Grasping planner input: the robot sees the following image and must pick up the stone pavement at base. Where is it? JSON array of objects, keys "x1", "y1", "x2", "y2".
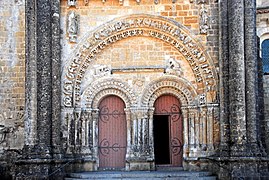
[{"x1": 66, "y1": 171, "x2": 217, "y2": 180}]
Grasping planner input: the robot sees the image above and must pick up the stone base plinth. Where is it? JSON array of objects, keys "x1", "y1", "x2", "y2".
[
  {"x1": 15, "y1": 159, "x2": 65, "y2": 180},
  {"x1": 206, "y1": 157, "x2": 269, "y2": 180},
  {"x1": 64, "y1": 158, "x2": 97, "y2": 172},
  {"x1": 126, "y1": 160, "x2": 155, "y2": 171}
]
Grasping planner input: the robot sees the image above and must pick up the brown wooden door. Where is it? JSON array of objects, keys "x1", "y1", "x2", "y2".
[
  {"x1": 98, "y1": 95, "x2": 127, "y2": 170},
  {"x1": 154, "y1": 95, "x2": 183, "y2": 166}
]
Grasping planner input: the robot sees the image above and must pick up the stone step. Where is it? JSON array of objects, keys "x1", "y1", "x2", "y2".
[{"x1": 66, "y1": 171, "x2": 217, "y2": 180}]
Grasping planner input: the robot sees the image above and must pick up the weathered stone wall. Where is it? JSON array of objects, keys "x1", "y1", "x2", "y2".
[
  {"x1": 0, "y1": 0, "x2": 25, "y2": 178},
  {"x1": 0, "y1": 0, "x2": 25, "y2": 151}
]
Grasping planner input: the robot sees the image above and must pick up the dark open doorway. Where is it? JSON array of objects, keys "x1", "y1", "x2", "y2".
[
  {"x1": 153, "y1": 95, "x2": 183, "y2": 167},
  {"x1": 153, "y1": 115, "x2": 170, "y2": 165}
]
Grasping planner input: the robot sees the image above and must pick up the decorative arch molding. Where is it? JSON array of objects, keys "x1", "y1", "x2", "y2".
[
  {"x1": 62, "y1": 14, "x2": 218, "y2": 107},
  {"x1": 81, "y1": 78, "x2": 136, "y2": 109},
  {"x1": 141, "y1": 76, "x2": 198, "y2": 107},
  {"x1": 257, "y1": 27, "x2": 269, "y2": 38},
  {"x1": 259, "y1": 32, "x2": 269, "y2": 55}
]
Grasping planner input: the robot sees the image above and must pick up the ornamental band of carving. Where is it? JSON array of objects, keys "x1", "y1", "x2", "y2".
[{"x1": 62, "y1": 15, "x2": 217, "y2": 107}]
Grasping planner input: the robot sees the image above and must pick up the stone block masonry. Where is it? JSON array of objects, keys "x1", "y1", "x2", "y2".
[
  {"x1": 0, "y1": 0, "x2": 267, "y2": 179},
  {"x1": 0, "y1": 0, "x2": 25, "y2": 178}
]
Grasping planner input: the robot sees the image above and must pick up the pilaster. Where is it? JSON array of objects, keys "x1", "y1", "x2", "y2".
[{"x1": 16, "y1": 0, "x2": 63, "y2": 178}]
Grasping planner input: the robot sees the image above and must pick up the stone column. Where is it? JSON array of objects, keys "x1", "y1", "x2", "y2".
[
  {"x1": 19, "y1": 0, "x2": 62, "y2": 178},
  {"x1": 25, "y1": 0, "x2": 38, "y2": 147},
  {"x1": 51, "y1": 0, "x2": 62, "y2": 158},
  {"x1": 228, "y1": 0, "x2": 248, "y2": 156},
  {"x1": 36, "y1": 0, "x2": 53, "y2": 157},
  {"x1": 181, "y1": 107, "x2": 189, "y2": 158},
  {"x1": 91, "y1": 109, "x2": 99, "y2": 161},
  {"x1": 148, "y1": 108, "x2": 154, "y2": 159},
  {"x1": 207, "y1": 106, "x2": 214, "y2": 152},
  {"x1": 125, "y1": 109, "x2": 132, "y2": 159},
  {"x1": 188, "y1": 108, "x2": 197, "y2": 157},
  {"x1": 244, "y1": 0, "x2": 260, "y2": 155},
  {"x1": 80, "y1": 109, "x2": 92, "y2": 155},
  {"x1": 218, "y1": 0, "x2": 230, "y2": 156}
]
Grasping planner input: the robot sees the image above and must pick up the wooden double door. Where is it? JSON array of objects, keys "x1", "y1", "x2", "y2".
[
  {"x1": 98, "y1": 95, "x2": 127, "y2": 170},
  {"x1": 153, "y1": 95, "x2": 183, "y2": 167}
]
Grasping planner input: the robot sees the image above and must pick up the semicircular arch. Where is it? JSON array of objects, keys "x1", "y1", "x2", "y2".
[
  {"x1": 141, "y1": 76, "x2": 198, "y2": 107},
  {"x1": 81, "y1": 78, "x2": 136, "y2": 109}
]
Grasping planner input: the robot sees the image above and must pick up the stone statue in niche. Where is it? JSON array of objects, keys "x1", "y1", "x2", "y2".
[
  {"x1": 68, "y1": 0, "x2": 77, "y2": 7},
  {"x1": 199, "y1": 5, "x2": 209, "y2": 34},
  {"x1": 165, "y1": 58, "x2": 183, "y2": 76},
  {"x1": 67, "y1": 11, "x2": 79, "y2": 43}
]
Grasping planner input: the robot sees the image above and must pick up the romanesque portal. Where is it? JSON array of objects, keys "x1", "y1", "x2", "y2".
[{"x1": 60, "y1": 14, "x2": 219, "y2": 171}]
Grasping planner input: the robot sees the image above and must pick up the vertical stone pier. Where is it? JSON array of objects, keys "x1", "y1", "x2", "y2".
[
  {"x1": 15, "y1": 0, "x2": 62, "y2": 178},
  {"x1": 217, "y1": 0, "x2": 269, "y2": 179}
]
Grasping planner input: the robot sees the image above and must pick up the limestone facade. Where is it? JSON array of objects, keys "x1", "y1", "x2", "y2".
[{"x1": 0, "y1": 0, "x2": 269, "y2": 179}]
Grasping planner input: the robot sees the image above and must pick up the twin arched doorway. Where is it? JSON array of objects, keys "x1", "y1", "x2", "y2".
[{"x1": 97, "y1": 94, "x2": 183, "y2": 170}]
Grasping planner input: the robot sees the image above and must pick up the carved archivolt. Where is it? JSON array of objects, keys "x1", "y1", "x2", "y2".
[
  {"x1": 141, "y1": 76, "x2": 197, "y2": 107},
  {"x1": 62, "y1": 14, "x2": 217, "y2": 107},
  {"x1": 81, "y1": 78, "x2": 136, "y2": 109}
]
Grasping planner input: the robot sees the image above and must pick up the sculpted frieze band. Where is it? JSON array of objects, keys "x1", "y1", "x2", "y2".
[{"x1": 62, "y1": 15, "x2": 217, "y2": 107}]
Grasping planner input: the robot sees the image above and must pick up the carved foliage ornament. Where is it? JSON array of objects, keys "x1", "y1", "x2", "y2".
[{"x1": 63, "y1": 16, "x2": 217, "y2": 107}]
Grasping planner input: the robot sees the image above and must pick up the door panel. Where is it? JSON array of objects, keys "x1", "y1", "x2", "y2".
[
  {"x1": 98, "y1": 95, "x2": 127, "y2": 170},
  {"x1": 154, "y1": 95, "x2": 183, "y2": 166}
]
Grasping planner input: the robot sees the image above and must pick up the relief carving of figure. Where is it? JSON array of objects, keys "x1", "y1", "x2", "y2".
[
  {"x1": 165, "y1": 58, "x2": 183, "y2": 77},
  {"x1": 67, "y1": 11, "x2": 79, "y2": 43},
  {"x1": 199, "y1": 5, "x2": 209, "y2": 34}
]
